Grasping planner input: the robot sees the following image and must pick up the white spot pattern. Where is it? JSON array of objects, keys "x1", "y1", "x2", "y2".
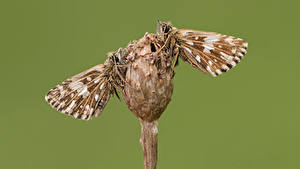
[
  {"x1": 65, "y1": 100, "x2": 76, "y2": 114},
  {"x1": 203, "y1": 48, "x2": 211, "y2": 54},
  {"x1": 204, "y1": 35, "x2": 220, "y2": 42},
  {"x1": 240, "y1": 48, "x2": 247, "y2": 53},
  {"x1": 220, "y1": 52, "x2": 233, "y2": 60},
  {"x1": 216, "y1": 69, "x2": 222, "y2": 75},
  {"x1": 196, "y1": 55, "x2": 201, "y2": 63},
  {"x1": 78, "y1": 85, "x2": 90, "y2": 98},
  {"x1": 183, "y1": 46, "x2": 193, "y2": 55},
  {"x1": 186, "y1": 41, "x2": 194, "y2": 46},
  {"x1": 100, "y1": 83, "x2": 105, "y2": 90},
  {"x1": 69, "y1": 82, "x2": 83, "y2": 90},
  {"x1": 95, "y1": 94, "x2": 99, "y2": 101},
  {"x1": 94, "y1": 79, "x2": 100, "y2": 84},
  {"x1": 203, "y1": 44, "x2": 214, "y2": 50},
  {"x1": 206, "y1": 66, "x2": 215, "y2": 77}
]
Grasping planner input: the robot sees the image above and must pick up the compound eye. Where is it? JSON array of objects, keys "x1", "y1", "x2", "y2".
[
  {"x1": 150, "y1": 42, "x2": 156, "y2": 52},
  {"x1": 164, "y1": 26, "x2": 170, "y2": 33},
  {"x1": 115, "y1": 56, "x2": 119, "y2": 62}
]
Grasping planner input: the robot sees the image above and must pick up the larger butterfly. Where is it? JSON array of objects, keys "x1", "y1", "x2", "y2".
[
  {"x1": 45, "y1": 49, "x2": 126, "y2": 120},
  {"x1": 157, "y1": 21, "x2": 248, "y2": 76}
]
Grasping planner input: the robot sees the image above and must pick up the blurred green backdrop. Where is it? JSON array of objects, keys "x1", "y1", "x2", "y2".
[{"x1": 0, "y1": 0, "x2": 299, "y2": 169}]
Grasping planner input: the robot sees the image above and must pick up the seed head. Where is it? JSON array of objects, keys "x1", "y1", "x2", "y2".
[{"x1": 122, "y1": 33, "x2": 174, "y2": 122}]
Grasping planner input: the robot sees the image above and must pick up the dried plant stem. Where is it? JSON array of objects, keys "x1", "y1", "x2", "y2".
[{"x1": 139, "y1": 119, "x2": 158, "y2": 169}]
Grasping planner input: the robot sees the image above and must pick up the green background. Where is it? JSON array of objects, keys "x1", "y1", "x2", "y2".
[{"x1": 1, "y1": 0, "x2": 299, "y2": 169}]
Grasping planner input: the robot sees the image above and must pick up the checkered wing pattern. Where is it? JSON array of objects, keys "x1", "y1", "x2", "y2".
[
  {"x1": 177, "y1": 29, "x2": 248, "y2": 76},
  {"x1": 45, "y1": 64, "x2": 112, "y2": 120}
]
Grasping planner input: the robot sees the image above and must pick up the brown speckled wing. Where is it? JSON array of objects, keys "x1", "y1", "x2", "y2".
[
  {"x1": 45, "y1": 64, "x2": 112, "y2": 120},
  {"x1": 177, "y1": 29, "x2": 248, "y2": 77}
]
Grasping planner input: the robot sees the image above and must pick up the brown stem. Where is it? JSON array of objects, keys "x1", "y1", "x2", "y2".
[{"x1": 139, "y1": 119, "x2": 158, "y2": 169}]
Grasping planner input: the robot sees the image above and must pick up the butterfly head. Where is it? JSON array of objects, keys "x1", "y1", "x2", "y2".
[
  {"x1": 107, "y1": 48, "x2": 126, "y2": 65},
  {"x1": 157, "y1": 20, "x2": 173, "y2": 35}
]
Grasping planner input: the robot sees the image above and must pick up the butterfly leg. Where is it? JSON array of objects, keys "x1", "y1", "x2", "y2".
[
  {"x1": 111, "y1": 83, "x2": 121, "y2": 100},
  {"x1": 115, "y1": 65, "x2": 127, "y2": 85},
  {"x1": 156, "y1": 34, "x2": 172, "y2": 54},
  {"x1": 172, "y1": 46, "x2": 180, "y2": 70}
]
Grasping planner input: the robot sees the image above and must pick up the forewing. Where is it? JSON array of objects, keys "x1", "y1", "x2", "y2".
[
  {"x1": 177, "y1": 29, "x2": 248, "y2": 76},
  {"x1": 45, "y1": 64, "x2": 112, "y2": 120}
]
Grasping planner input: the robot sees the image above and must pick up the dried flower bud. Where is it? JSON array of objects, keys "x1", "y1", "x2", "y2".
[{"x1": 122, "y1": 33, "x2": 174, "y2": 122}]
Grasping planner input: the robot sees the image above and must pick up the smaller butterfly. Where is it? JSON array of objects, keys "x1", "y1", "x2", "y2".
[
  {"x1": 157, "y1": 21, "x2": 248, "y2": 77},
  {"x1": 45, "y1": 48, "x2": 126, "y2": 120}
]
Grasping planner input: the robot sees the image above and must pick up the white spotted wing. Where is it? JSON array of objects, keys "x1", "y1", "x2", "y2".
[
  {"x1": 45, "y1": 64, "x2": 112, "y2": 120},
  {"x1": 177, "y1": 29, "x2": 248, "y2": 76}
]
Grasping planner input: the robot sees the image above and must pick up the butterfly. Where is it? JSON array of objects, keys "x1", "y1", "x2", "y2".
[
  {"x1": 45, "y1": 48, "x2": 126, "y2": 120},
  {"x1": 157, "y1": 21, "x2": 248, "y2": 77}
]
